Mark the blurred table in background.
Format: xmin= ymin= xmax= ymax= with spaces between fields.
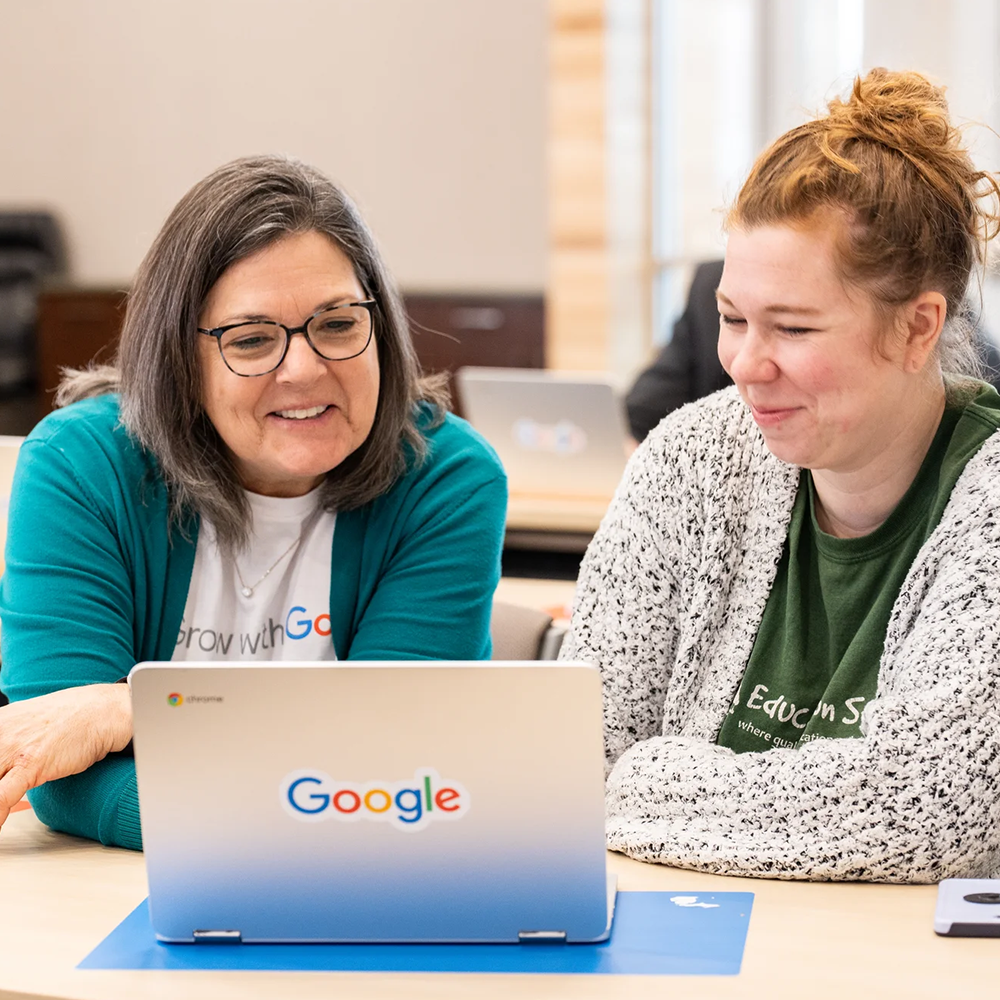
xmin=507 ymin=493 xmax=608 ymax=542
xmin=494 ymin=575 xmax=576 ymax=623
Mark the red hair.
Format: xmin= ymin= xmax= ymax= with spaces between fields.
xmin=729 ymin=69 xmax=1000 ymax=365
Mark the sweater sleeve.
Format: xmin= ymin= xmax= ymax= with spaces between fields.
xmin=0 ymin=433 xmax=145 ymax=850
xmin=604 ymin=620 xmax=1000 ymax=883
xmin=580 ymin=419 xmax=1000 ymax=883
xmin=342 ymin=417 xmax=507 ymax=661
xmin=560 ymin=437 xmax=686 ymax=762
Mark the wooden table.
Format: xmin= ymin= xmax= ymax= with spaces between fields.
xmin=2 ymin=582 xmax=995 ymax=997
xmin=506 ymin=494 xmax=611 ymax=535
xmin=505 ymin=494 xmax=612 ymax=554
xmin=1 ymin=808 xmax=995 ymax=999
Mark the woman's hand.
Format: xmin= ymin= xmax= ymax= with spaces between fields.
xmin=0 ymin=684 xmax=132 ymax=831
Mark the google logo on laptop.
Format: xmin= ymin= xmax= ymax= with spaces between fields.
xmin=280 ymin=768 xmax=469 ymax=832
xmin=512 ymin=417 xmax=588 ymax=456
xmin=167 ymin=692 xmax=183 ymax=707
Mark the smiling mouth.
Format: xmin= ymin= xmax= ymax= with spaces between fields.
xmin=272 ymin=405 xmax=331 ymax=420
xmin=750 ymin=402 xmax=798 ymax=415
xmin=748 ymin=402 xmax=802 ymax=426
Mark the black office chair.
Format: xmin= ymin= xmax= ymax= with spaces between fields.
xmin=0 ymin=211 xmax=67 ymax=395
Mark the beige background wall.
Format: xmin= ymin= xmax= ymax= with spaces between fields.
xmin=0 ymin=0 xmax=547 ymax=292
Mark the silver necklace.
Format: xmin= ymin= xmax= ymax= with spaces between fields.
xmin=235 ymin=536 xmax=302 ymax=598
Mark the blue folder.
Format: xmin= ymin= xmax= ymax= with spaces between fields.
xmin=79 ymin=890 xmax=753 ymax=976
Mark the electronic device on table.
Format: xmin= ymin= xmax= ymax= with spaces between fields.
xmin=934 ymin=879 xmax=1000 ymax=936
xmin=457 ymin=367 xmax=628 ymax=498
xmin=130 ymin=660 xmax=616 ymax=944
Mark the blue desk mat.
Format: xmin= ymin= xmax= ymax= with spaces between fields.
xmin=78 ymin=891 xmax=753 ymax=976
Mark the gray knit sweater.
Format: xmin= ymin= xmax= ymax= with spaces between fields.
xmin=562 ymin=385 xmax=1000 ymax=883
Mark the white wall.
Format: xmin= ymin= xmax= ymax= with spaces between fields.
xmin=864 ymin=0 xmax=1000 ymax=169
xmin=0 ymin=0 xmax=547 ymax=292
xmin=864 ymin=0 xmax=1000 ymax=337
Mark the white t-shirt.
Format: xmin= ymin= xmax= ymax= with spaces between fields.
xmin=174 ymin=487 xmax=338 ymax=661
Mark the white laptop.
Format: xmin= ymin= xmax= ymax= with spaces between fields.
xmin=456 ymin=367 xmax=628 ymax=497
xmin=129 ymin=661 xmax=616 ymax=944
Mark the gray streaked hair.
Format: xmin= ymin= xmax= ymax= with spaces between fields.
xmin=56 ymin=155 xmax=448 ymax=551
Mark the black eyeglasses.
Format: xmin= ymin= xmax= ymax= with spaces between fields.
xmin=198 ymin=300 xmax=376 ymax=377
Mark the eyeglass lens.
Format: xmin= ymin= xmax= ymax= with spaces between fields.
xmin=219 ymin=305 xmax=372 ymax=375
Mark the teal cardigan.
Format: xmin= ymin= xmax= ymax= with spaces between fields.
xmin=0 ymin=394 xmax=506 ymax=850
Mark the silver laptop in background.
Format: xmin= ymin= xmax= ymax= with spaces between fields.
xmin=130 ymin=661 xmax=616 ymax=944
xmin=456 ymin=367 xmax=628 ymax=497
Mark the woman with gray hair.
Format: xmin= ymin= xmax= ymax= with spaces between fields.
xmin=0 ymin=155 xmax=507 ymax=850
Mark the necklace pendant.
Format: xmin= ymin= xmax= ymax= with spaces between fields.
xmin=235 ymin=535 xmax=302 ymax=602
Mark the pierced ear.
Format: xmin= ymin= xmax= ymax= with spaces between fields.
xmin=903 ymin=292 xmax=947 ymax=373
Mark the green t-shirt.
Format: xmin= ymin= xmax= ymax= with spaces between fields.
xmin=716 ymin=382 xmax=1000 ymax=754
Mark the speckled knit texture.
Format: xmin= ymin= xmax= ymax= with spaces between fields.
xmin=562 ymin=385 xmax=1000 ymax=883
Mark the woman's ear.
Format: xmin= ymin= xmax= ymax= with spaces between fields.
xmin=902 ymin=291 xmax=947 ymax=373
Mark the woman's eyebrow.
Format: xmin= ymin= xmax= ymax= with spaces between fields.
xmin=763 ymin=303 xmax=822 ymax=316
xmin=212 ymin=298 xmax=362 ymax=326
xmin=716 ymin=290 xmax=821 ymax=316
xmin=216 ymin=313 xmax=273 ymax=325
xmin=313 ymin=297 xmax=364 ymax=311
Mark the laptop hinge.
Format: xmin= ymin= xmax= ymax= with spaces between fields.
xmin=192 ymin=929 xmax=242 ymax=943
xmin=517 ymin=930 xmax=567 ymax=943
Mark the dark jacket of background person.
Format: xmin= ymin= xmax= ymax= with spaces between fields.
xmin=625 ymin=258 xmax=1000 ymax=442
xmin=626 ymin=260 xmax=729 ymax=441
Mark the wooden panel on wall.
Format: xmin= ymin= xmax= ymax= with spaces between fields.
xmin=548 ymin=249 xmax=608 ymax=371
xmin=548 ymin=0 xmax=651 ymax=376
xmin=548 ymin=0 xmax=608 ymax=371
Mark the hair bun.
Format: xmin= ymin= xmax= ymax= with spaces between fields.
xmin=824 ymin=68 xmax=952 ymax=160
xmin=730 ymin=65 xmax=1000 ymax=381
